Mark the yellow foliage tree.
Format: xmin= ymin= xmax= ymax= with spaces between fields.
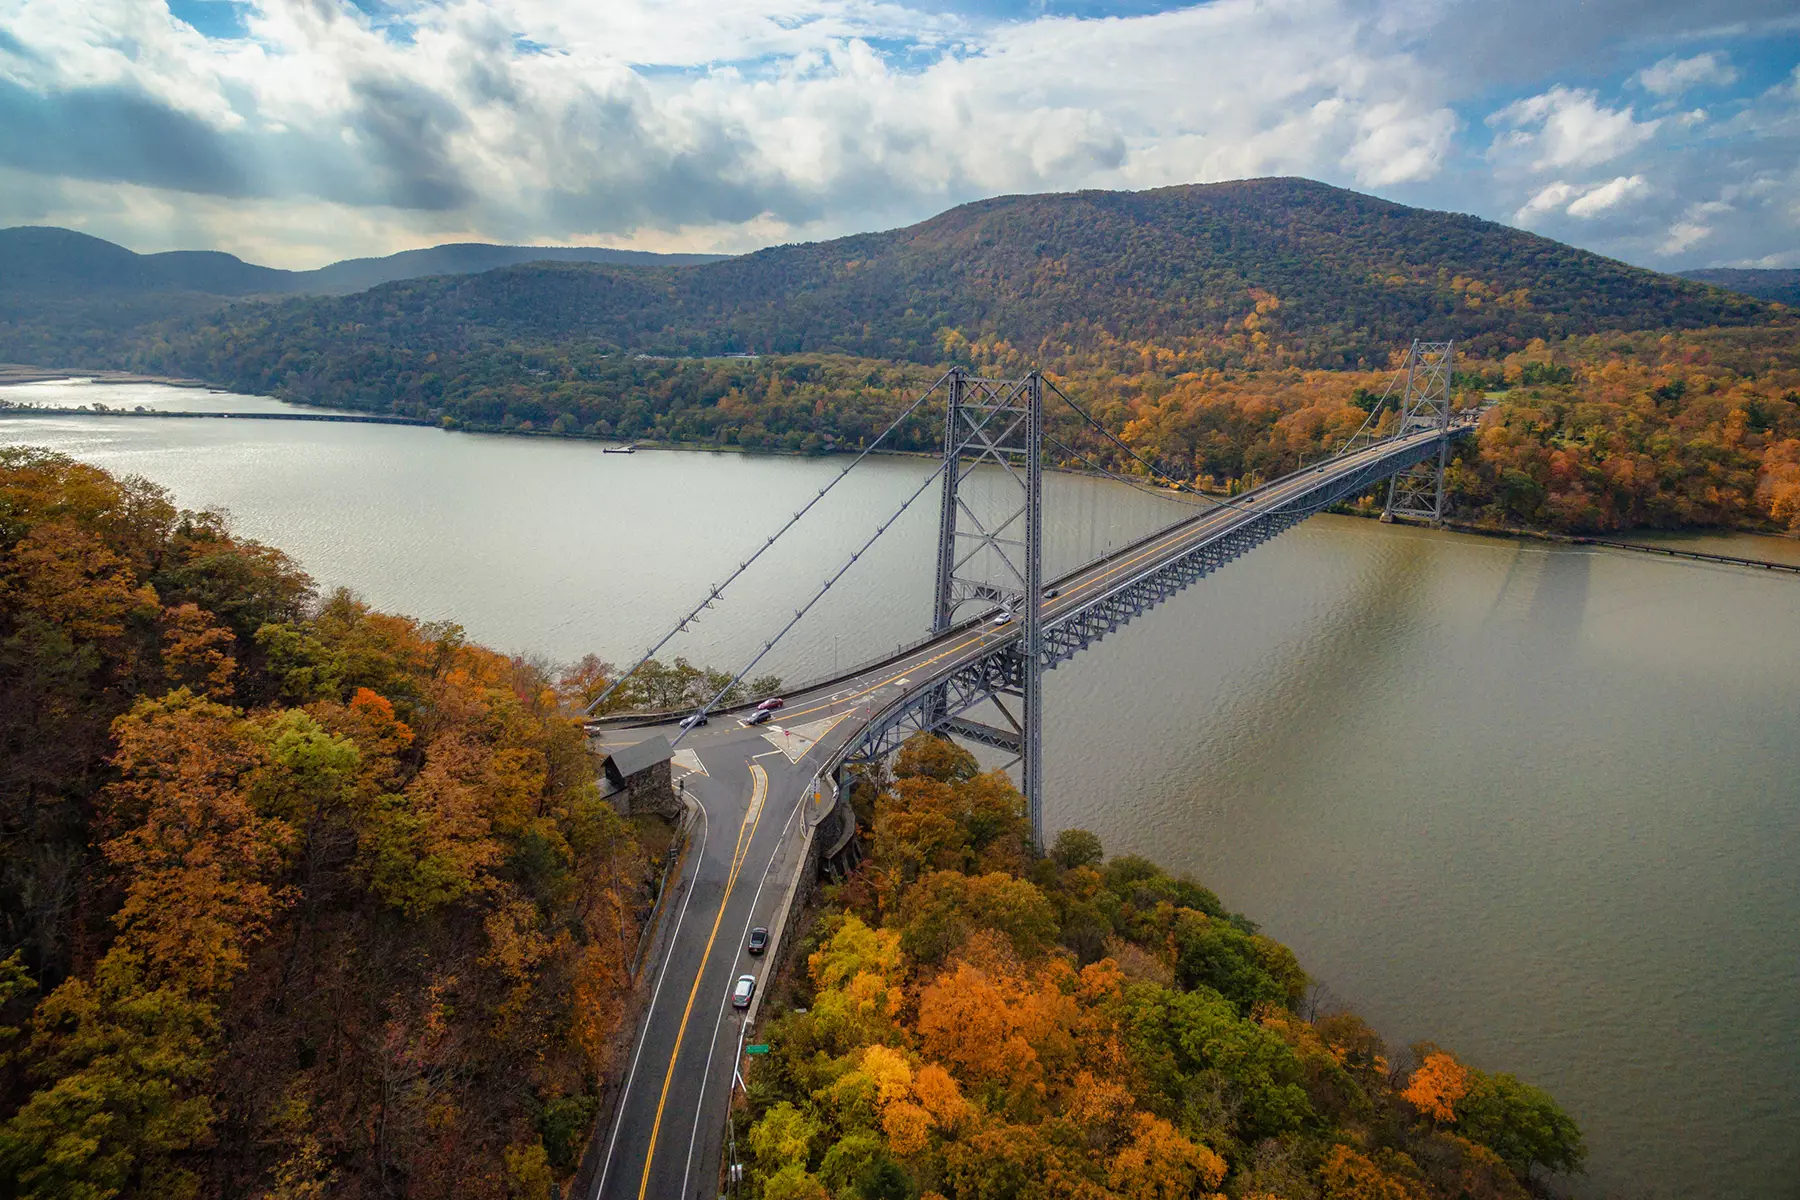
xmin=1402 ymin=1051 xmax=1470 ymax=1123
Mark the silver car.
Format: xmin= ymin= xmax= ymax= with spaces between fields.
xmin=731 ymin=974 xmax=756 ymax=1009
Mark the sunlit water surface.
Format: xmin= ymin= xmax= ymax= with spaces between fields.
xmin=6 ymin=383 xmax=1798 ymax=1198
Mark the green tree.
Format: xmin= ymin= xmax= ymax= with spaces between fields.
xmin=1456 ymin=1069 xmax=1586 ymax=1179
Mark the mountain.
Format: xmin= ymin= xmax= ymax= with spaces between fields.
xmin=0 ymin=226 xmax=294 ymax=295
xmin=0 ymin=225 xmax=726 ymax=297
xmin=293 ymin=242 xmax=727 ymax=293
xmin=1679 ymin=268 xmax=1800 ymax=307
xmin=138 ymin=178 xmax=1771 ymax=376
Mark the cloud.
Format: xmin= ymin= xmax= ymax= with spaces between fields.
xmin=1634 ymin=52 xmax=1739 ymax=98
xmin=0 ymin=0 xmax=1795 ymax=269
xmin=1565 ymin=174 xmax=1649 ymax=217
xmin=0 ymin=0 xmax=1470 ymax=259
xmin=1514 ymin=174 xmax=1649 ymax=222
xmin=1658 ymin=199 xmax=1733 ymax=254
xmin=1487 ymin=87 xmax=1659 ymax=171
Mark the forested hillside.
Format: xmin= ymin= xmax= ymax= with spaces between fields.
xmin=0 ymin=450 xmax=654 ymax=1198
xmin=4 ymin=179 xmax=1795 ymax=536
xmin=42 ymin=178 xmax=1769 ymax=382
xmin=741 ymin=735 xmax=1584 ymax=1199
xmin=1679 ymin=268 xmax=1800 ymax=307
xmin=0 ymin=225 xmax=721 ymax=297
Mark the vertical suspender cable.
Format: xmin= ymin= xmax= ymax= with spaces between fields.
xmin=585 ymin=370 xmax=954 ymax=714
xmin=672 ymin=458 xmax=953 ymax=745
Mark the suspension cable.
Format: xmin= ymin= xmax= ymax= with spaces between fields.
xmin=1041 ymin=375 xmax=1191 ymax=490
xmin=1045 ymin=433 xmax=1220 ymax=511
xmin=671 ymin=457 xmax=954 ymax=744
xmin=585 ymin=369 xmax=954 ymax=714
xmin=1335 ymin=359 xmax=1411 ymax=456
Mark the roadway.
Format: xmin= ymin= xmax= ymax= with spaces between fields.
xmin=585 ymin=421 xmax=1464 ymax=1198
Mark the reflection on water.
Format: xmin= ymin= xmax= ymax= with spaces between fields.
xmin=5 ymin=383 xmax=1799 ymax=1198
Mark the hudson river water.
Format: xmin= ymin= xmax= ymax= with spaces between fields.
xmin=6 ymin=381 xmax=1799 ymax=1198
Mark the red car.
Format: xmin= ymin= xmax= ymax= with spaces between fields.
xmin=756 ymin=697 xmax=785 ymax=712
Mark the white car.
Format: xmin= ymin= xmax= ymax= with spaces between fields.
xmin=731 ymin=974 xmax=756 ymax=1009
xmin=992 ymin=610 xmax=1014 ymax=627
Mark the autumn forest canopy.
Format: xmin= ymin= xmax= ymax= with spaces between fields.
xmin=0 ymin=448 xmax=662 ymax=1197
xmin=735 ymin=734 xmax=1585 ymax=1200
xmin=0 ymin=451 xmax=1591 ymax=1199
xmin=2 ymin=177 xmax=1796 ymax=535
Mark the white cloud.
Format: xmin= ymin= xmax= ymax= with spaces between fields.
xmin=1634 ymin=52 xmax=1738 ymax=98
xmin=0 ymin=0 xmax=1471 ymax=263
xmin=0 ymin=0 xmax=1795 ymax=269
xmin=1657 ymin=199 xmax=1733 ymax=255
xmin=1488 ymin=86 xmax=1659 ymax=170
xmin=1659 ymin=220 xmax=1712 ymax=255
xmin=1565 ymin=173 xmax=1649 ymax=217
xmin=1516 ymin=180 xmax=1583 ymax=218
xmin=1514 ymin=174 xmax=1649 ymax=222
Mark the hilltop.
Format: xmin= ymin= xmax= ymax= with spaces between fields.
xmin=1680 ymin=268 xmax=1800 ymax=307
xmin=0 ymin=225 xmax=724 ymax=297
xmin=163 ymin=179 xmax=1778 ymax=366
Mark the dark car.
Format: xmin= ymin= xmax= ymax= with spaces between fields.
xmin=1044 ymin=587 xmax=1060 ymax=599
xmin=747 ymin=927 xmax=769 ymax=955
xmin=756 ymin=696 xmax=786 ymax=712
xmin=749 ymin=708 xmax=775 ymax=725
xmin=679 ymin=711 xmax=708 ymax=731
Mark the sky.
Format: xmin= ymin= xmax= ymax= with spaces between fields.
xmin=1 ymin=0 xmax=1797 ymax=271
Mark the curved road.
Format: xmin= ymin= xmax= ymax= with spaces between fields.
xmin=586 ymin=422 xmax=1466 ymax=1198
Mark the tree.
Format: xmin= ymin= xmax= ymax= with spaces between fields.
xmin=1456 ymin=1069 xmax=1586 ymax=1179
xmin=1049 ymin=829 xmax=1103 ymax=870
xmin=761 ymin=1163 xmax=831 ymax=1200
xmin=1107 ymin=1112 xmax=1227 ymax=1200
xmin=1319 ymin=1145 xmax=1431 ymax=1200
xmin=1401 ymin=1051 xmax=1469 ymax=1124
xmin=749 ymin=1102 xmax=820 ymax=1177
xmin=894 ymin=733 xmax=979 ymax=783
xmin=0 ymin=954 xmax=216 ymax=1200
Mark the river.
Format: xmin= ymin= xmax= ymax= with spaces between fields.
xmin=4 ymin=381 xmax=1798 ymax=1198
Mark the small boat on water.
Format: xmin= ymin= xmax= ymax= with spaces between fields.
xmin=602 ymin=443 xmax=636 ymax=454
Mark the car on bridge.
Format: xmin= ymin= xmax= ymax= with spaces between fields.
xmin=732 ymin=974 xmax=756 ymax=1009
xmin=756 ymin=697 xmax=785 ymax=711
xmin=993 ymin=609 xmax=1014 ymax=626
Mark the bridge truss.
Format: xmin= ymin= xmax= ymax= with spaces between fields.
xmin=1382 ymin=340 xmax=1456 ymax=525
xmin=840 ymin=358 xmax=1472 ymax=849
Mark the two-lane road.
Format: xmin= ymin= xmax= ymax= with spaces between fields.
xmin=590 ymin=721 xmax=824 ymax=1199
xmin=588 ymin=422 xmax=1467 ymax=1196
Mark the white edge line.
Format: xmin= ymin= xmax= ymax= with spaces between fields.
xmin=592 ymin=796 xmax=710 ymax=1200
xmin=677 ymin=780 xmax=807 ymax=1198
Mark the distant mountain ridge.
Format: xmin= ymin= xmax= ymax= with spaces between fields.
xmin=150 ymin=177 xmax=1774 ymax=375
xmin=1679 ymin=268 xmax=1800 ymax=307
xmin=0 ymin=226 xmax=728 ymax=297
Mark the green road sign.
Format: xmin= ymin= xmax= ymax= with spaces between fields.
xmin=744 ymin=1044 xmax=771 ymax=1055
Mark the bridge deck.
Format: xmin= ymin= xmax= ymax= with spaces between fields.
xmin=819 ymin=419 xmax=1474 ymax=768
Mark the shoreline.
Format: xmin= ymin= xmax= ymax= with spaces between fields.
xmin=0 ymin=365 xmax=212 ymax=388
xmin=7 ymin=368 xmax=1794 ymax=549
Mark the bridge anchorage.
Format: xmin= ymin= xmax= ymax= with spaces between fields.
xmin=835 ymin=342 xmax=1467 ymax=852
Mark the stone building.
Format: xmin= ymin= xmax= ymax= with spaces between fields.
xmin=600 ymin=735 xmax=678 ymax=818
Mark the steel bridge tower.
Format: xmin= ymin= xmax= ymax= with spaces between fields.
xmin=929 ymin=368 xmax=1047 ymax=843
xmin=1381 ymin=340 xmax=1455 ymax=525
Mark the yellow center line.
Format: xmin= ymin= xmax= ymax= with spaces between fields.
xmin=637 ymin=763 xmax=769 ymax=1200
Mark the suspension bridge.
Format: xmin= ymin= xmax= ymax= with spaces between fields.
xmin=582 ymin=342 xmax=1473 ymax=1200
